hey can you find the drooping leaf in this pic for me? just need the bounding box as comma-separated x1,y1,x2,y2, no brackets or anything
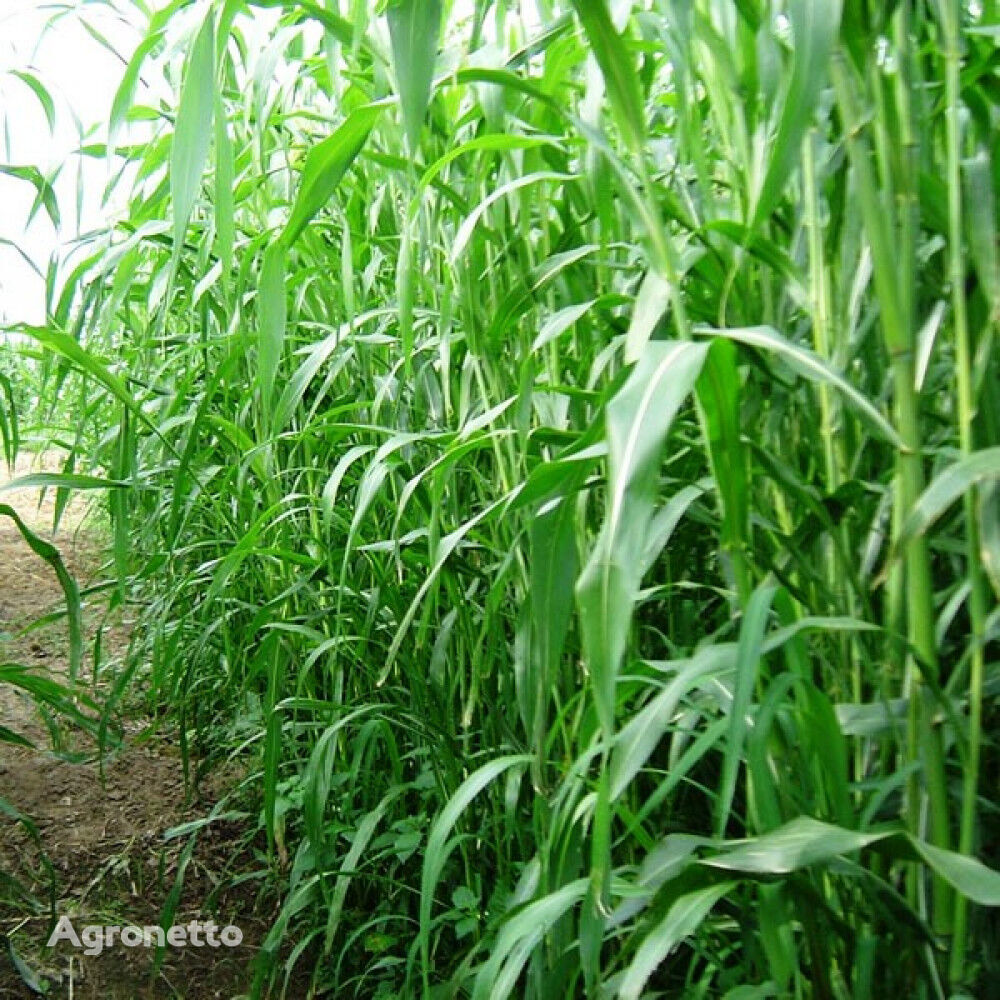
619,882,738,1000
896,448,1000,552
471,879,591,1000
699,816,1000,907
532,300,597,352
577,341,709,738
5,936,47,995
0,166,60,229
752,0,842,227
611,645,734,800
0,472,131,493
386,0,443,153
9,71,56,131
699,325,904,448
451,172,577,263
109,26,167,153
420,756,531,981
0,505,82,681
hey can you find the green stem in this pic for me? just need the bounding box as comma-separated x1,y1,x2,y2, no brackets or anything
831,43,952,931
939,0,988,982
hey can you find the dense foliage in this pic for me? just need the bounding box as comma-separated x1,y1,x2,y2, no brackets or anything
4,0,1000,996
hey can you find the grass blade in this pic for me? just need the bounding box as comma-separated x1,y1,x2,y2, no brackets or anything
387,0,443,154
170,9,215,250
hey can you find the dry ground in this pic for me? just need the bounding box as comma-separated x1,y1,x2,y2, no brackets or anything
0,454,273,999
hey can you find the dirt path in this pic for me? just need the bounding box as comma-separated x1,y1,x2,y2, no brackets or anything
0,454,267,1000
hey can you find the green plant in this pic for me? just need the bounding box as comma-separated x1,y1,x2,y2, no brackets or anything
4,0,999,996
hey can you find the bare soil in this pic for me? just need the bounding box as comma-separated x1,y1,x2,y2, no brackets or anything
0,454,273,999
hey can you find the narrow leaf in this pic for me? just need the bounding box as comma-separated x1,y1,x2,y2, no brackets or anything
752,0,842,226
577,341,709,738
699,325,904,448
258,243,287,415
420,756,531,981
0,504,82,681
171,10,215,249
897,448,1000,550
715,582,778,837
387,0,443,153
572,0,645,153
281,104,383,246
619,882,738,1000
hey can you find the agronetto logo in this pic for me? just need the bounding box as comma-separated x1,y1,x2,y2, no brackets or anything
47,916,243,956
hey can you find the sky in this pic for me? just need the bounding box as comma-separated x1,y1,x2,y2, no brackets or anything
0,1,142,326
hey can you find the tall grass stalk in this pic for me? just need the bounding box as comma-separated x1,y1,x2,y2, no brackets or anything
939,0,990,980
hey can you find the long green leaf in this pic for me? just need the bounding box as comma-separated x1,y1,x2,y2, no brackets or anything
258,243,287,415
752,0,842,226
576,341,709,738
387,0,443,153
895,448,1000,552
619,882,738,1000
699,325,904,448
0,505,82,681
170,10,215,249
571,0,645,153
701,816,1000,906
419,755,531,991
716,582,778,837
280,103,384,246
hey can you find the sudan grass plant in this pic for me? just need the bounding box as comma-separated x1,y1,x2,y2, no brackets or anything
6,0,1000,996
